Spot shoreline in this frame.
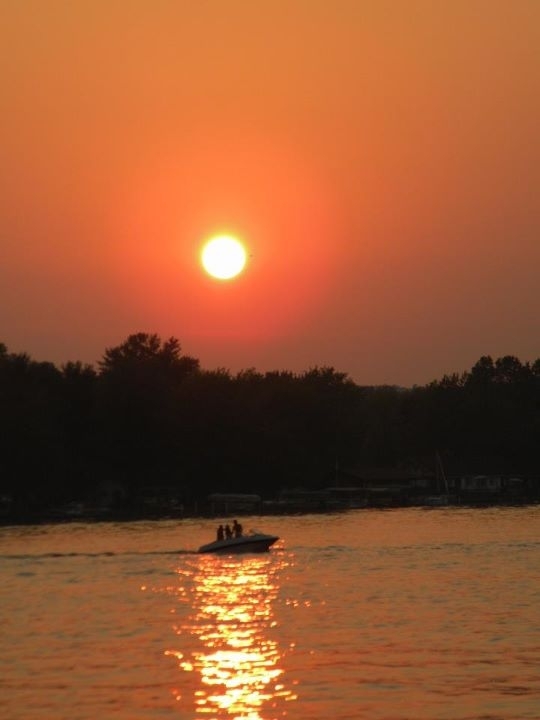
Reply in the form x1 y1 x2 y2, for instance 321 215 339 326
2 496 539 528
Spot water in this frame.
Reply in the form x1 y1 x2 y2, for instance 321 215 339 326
1 507 539 719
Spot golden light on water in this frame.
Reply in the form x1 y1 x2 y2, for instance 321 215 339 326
166 554 296 718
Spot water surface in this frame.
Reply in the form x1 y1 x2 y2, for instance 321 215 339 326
1 507 539 719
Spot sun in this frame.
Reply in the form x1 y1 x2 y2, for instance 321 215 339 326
200 234 247 280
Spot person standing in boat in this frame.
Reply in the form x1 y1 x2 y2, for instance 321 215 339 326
233 519 243 537
217 524 224 541
224 523 233 539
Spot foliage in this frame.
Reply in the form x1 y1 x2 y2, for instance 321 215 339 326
0 337 538 517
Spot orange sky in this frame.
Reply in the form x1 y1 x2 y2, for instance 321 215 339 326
1 1 539 385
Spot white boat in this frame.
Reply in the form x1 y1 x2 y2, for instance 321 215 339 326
422 494 450 506
422 452 452 506
198 531 279 554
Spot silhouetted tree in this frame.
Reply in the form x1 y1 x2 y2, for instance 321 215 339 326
0 336 538 519
96 333 200 494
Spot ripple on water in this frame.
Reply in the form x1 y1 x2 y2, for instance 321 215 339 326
0 508 539 719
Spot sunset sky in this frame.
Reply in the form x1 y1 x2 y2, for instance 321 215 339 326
1 1 539 386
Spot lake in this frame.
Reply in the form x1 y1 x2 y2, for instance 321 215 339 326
1 507 539 719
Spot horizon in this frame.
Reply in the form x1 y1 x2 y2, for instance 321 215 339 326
2 331 538 390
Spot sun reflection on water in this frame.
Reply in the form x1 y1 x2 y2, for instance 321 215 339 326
166 553 296 718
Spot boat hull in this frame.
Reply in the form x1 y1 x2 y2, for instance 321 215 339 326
198 533 279 555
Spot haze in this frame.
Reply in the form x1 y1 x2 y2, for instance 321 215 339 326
1 1 539 386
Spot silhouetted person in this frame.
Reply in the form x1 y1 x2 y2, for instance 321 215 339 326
217 524 224 541
233 519 243 537
225 524 233 539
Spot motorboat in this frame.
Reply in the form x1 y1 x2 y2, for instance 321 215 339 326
198 531 279 554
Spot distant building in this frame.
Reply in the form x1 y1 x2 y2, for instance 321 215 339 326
337 466 431 506
459 475 502 493
207 493 261 515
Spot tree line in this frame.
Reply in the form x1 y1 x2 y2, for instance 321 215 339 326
0 334 539 516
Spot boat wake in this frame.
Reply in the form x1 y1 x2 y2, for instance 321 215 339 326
0 549 196 560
